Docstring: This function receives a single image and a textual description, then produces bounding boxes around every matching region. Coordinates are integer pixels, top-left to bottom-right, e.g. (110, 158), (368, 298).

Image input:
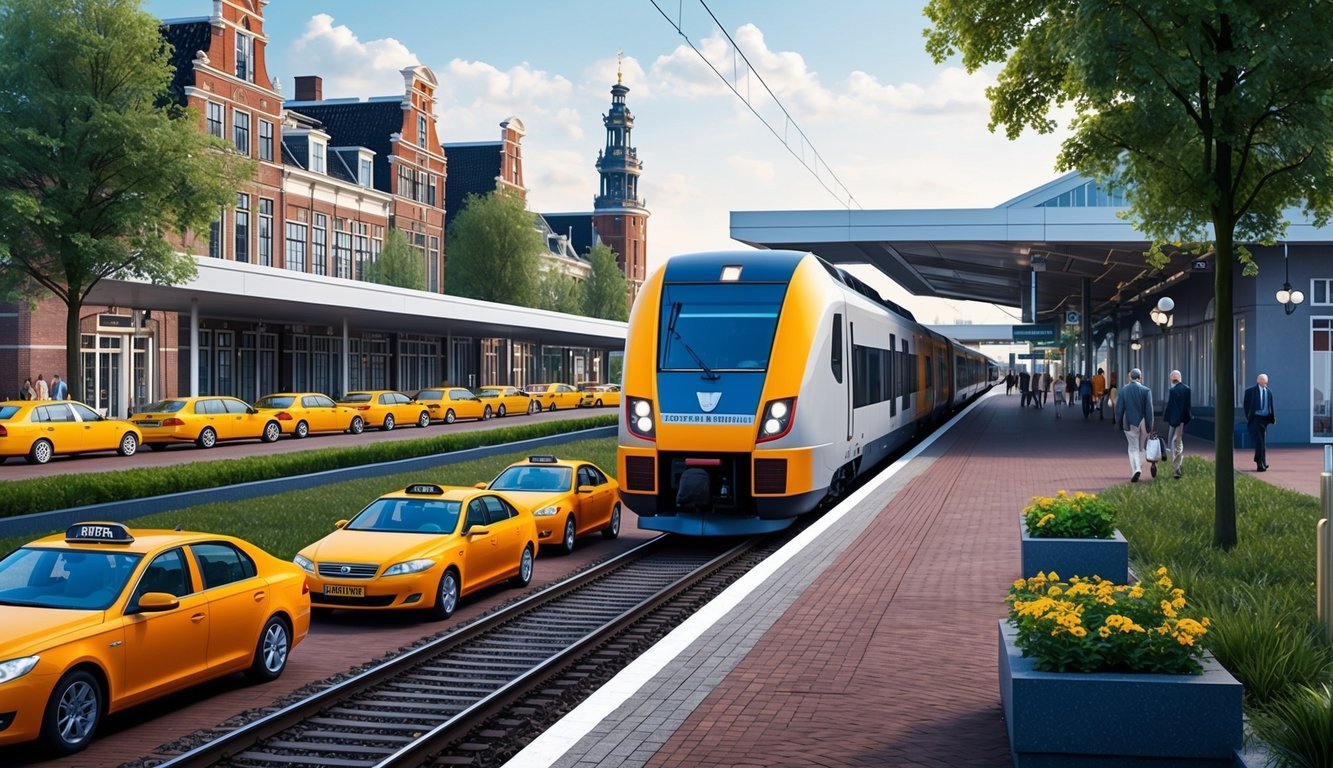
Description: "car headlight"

(383, 558), (435, 576)
(0, 656), (40, 685)
(627, 397), (655, 439)
(293, 554), (315, 573)
(533, 504), (560, 517)
(757, 397), (796, 442)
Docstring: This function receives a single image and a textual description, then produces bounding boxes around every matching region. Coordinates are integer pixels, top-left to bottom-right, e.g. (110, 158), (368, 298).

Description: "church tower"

(591, 56), (649, 305)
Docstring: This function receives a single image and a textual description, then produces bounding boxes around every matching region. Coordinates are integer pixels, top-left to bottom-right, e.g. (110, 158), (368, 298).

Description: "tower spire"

(616, 49), (623, 85)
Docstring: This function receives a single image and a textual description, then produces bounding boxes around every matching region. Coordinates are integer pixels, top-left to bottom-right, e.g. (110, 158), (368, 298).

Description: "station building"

(0, 0), (628, 416)
(732, 172), (1332, 445)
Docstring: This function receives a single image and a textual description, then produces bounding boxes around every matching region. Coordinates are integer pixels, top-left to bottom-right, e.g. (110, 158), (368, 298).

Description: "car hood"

(0, 606), (108, 657)
(492, 490), (565, 511)
(302, 530), (457, 564)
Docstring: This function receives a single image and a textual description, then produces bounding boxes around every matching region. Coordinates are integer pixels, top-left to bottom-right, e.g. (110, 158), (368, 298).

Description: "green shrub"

(1022, 490), (1115, 538)
(1200, 587), (1332, 706)
(1251, 683), (1333, 768)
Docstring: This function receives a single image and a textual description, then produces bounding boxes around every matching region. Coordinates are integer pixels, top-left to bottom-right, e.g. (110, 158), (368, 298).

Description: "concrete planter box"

(999, 620), (1243, 767)
(1020, 516), (1129, 583)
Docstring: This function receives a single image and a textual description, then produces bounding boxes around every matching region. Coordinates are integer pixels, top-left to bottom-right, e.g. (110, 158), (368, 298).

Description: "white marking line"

(504, 394), (989, 767)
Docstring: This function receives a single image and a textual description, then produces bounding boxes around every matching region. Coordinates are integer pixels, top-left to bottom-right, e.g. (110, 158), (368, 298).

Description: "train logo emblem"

(696, 392), (721, 412)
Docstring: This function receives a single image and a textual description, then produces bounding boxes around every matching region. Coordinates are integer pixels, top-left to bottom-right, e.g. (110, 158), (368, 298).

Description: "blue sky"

(149, 1), (1072, 323)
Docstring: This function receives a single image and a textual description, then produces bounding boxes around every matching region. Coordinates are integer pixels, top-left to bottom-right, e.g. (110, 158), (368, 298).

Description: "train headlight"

(627, 397), (656, 440)
(757, 397), (796, 442)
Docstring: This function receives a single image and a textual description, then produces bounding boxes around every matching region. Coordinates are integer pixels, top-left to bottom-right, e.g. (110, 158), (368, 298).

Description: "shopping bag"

(1145, 434), (1163, 462)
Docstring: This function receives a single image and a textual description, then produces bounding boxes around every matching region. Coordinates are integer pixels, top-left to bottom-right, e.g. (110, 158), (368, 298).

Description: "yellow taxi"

(0, 522), (310, 755)
(295, 483), (537, 620)
(253, 392), (365, 438)
(130, 396), (283, 450)
(483, 455), (621, 555)
(522, 383), (582, 412)
(411, 387), (493, 423)
(0, 400), (141, 465)
(338, 390), (430, 431)
(475, 386), (539, 417)
(578, 384), (621, 408)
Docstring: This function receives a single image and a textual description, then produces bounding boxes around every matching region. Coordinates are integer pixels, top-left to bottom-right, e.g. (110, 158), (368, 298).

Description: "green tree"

(582, 242), (629, 321)
(535, 267), (583, 314)
(444, 191), (542, 305)
(0, 0), (250, 401)
(364, 228), (424, 290)
(925, 0), (1333, 549)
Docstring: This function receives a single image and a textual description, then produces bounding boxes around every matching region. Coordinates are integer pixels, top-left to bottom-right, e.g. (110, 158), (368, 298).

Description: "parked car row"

(0, 382), (617, 465)
(0, 455), (620, 755)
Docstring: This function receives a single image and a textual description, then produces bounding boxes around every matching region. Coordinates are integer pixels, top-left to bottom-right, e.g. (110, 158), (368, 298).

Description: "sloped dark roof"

(441, 142), (501, 233)
(281, 134), (309, 170)
(541, 213), (597, 256)
(285, 100), (404, 193)
(160, 21), (212, 106)
(328, 148), (360, 185)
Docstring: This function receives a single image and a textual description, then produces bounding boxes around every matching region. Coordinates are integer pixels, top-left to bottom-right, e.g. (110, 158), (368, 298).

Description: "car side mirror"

(467, 524), (491, 537)
(334, 519), (349, 529)
(135, 592), (180, 613)
(577, 485), (594, 494)
(474, 482), (487, 489)
(248, 407), (258, 414)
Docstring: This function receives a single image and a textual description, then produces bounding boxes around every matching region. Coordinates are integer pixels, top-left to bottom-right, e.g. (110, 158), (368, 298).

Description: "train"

(617, 250), (998, 536)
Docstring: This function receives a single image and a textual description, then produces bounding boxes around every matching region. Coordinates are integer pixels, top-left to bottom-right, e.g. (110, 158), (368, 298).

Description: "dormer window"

(310, 140), (326, 174)
(235, 32), (253, 82)
(359, 157), (372, 187)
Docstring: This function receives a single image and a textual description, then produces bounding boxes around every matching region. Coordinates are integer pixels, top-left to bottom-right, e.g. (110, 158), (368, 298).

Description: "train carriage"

(618, 250), (995, 536)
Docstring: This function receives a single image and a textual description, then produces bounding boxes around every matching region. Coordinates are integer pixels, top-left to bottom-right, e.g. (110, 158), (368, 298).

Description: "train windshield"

(658, 283), (786, 372)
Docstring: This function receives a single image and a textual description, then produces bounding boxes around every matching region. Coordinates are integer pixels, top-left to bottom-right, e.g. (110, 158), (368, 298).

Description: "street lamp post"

(1149, 296), (1175, 333)
(1277, 243), (1305, 315)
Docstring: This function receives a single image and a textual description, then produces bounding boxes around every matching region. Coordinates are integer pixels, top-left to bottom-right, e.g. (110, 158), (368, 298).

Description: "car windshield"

(415, 389), (443, 399)
(659, 283), (786, 372)
(138, 400), (188, 414)
(347, 498), (462, 534)
(0, 547), (142, 610)
(341, 393), (373, 403)
(524, 385), (548, 394)
(255, 395), (294, 408)
(490, 466), (573, 493)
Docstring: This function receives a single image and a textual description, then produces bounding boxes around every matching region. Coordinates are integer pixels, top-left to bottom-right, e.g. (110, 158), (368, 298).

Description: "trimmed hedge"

(0, 415), (616, 519)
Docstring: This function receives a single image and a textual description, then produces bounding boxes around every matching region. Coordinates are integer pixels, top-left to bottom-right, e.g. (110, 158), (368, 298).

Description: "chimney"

(294, 75), (322, 102)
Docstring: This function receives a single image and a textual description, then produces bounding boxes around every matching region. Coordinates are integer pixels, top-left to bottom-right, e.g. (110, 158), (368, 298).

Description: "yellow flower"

(1048, 586), (1063, 596)
(1070, 626), (1087, 637)
(1156, 566), (1169, 576)
(1013, 578), (1027, 589)
(1128, 586), (1144, 599)
(1037, 513), (1056, 528)
(1161, 600), (1177, 618)
(1099, 626), (1112, 638)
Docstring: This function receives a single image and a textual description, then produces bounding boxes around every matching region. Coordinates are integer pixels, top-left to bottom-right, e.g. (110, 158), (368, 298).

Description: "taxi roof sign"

(405, 483), (445, 495)
(528, 455), (558, 463)
(66, 522), (134, 544)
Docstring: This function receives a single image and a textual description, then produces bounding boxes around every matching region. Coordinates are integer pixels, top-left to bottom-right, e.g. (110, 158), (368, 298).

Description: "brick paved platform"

(511, 390), (1330, 768)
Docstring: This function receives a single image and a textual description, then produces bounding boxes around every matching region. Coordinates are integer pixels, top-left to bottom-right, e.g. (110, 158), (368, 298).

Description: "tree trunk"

(1213, 220), (1237, 550)
(65, 297), (83, 404)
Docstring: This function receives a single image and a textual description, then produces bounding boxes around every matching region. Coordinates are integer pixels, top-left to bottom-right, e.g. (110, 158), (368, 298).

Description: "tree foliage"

(925, 0), (1333, 549)
(0, 0), (250, 401)
(581, 242), (629, 321)
(444, 191), (542, 306)
(364, 228), (424, 291)
(535, 267), (582, 315)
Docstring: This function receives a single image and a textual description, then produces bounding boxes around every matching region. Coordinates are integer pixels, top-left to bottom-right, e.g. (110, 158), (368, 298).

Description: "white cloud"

(289, 14), (418, 98)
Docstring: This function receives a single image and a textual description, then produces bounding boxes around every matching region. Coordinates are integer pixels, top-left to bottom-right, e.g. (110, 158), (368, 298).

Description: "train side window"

(831, 313), (843, 383)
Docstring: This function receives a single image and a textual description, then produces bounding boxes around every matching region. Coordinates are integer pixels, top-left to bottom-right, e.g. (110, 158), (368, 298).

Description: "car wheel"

(382, 413), (395, 432)
(548, 402), (557, 412)
(261, 421), (282, 443)
(294, 420), (310, 439)
(196, 426), (217, 449)
(483, 405), (493, 421)
(148, 442), (168, 452)
(595, 398), (604, 407)
(444, 409), (456, 424)
(528, 400), (539, 415)
(348, 416), (365, 435)
(512, 545), (534, 587)
(417, 411), (430, 428)
(26, 438), (53, 465)
(117, 432), (139, 457)
(429, 568), (461, 620)
(39, 669), (102, 756)
(497, 404), (507, 418)
(245, 615), (291, 683)
(602, 502), (622, 540)
(559, 516), (576, 555)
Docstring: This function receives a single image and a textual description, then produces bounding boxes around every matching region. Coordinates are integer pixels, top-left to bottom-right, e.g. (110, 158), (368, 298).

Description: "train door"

(835, 310), (850, 441)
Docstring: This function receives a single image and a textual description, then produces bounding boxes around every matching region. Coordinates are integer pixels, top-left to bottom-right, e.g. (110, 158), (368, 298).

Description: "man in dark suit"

(1114, 368), (1154, 482)
(1164, 370), (1192, 479)
(1242, 373), (1275, 471)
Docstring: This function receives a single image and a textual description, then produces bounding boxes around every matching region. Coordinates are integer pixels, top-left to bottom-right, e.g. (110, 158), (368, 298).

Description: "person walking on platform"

(1243, 373), (1275, 471)
(1164, 369), (1192, 479)
(1018, 370), (1031, 407)
(1039, 372), (1051, 408)
(1052, 375), (1066, 419)
(1115, 368), (1154, 482)
(1092, 368), (1107, 420)
(1079, 374), (1094, 418)
(1065, 372), (1077, 406)
(1105, 372), (1118, 428)
(1005, 371), (1016, 396)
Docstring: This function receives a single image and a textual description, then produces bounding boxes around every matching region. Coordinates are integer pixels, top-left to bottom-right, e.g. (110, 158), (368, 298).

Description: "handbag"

(1145, 434), (1164, 463)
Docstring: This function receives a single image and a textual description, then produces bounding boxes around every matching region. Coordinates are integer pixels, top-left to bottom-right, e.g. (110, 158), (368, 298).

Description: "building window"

(311, 140), (326, 174)
(233, 109), (250, 156)
(258, 119), (273, 162)
(417, 114), (427, 148)
(311, 214), (328, 276)
(1314, 318), (1332, 439)
(234, 193), (249, 263)
(258, 198), (273, 266)
(1313, 279), (1333, 306)
(209, 209), (223, 259)
(427, 175), (437, 207)
(285, 222), (307, 272)
(397, 165), (413, 198)
(428, 235), (440, 292)
(354, 222), (370, 281)
(371, 225), (383, 261)
(206, 102), (224, 138)
(334, 222), (351, 279)
(235, 32), (252, 82)
(359, 157), (373, 187)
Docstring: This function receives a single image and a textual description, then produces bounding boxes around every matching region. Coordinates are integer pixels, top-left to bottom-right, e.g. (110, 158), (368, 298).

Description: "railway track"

(154, 535), (761, 768)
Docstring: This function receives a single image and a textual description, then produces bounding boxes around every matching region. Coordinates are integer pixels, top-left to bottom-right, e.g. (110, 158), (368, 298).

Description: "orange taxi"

(484, 455), (621, 554)
(523, 383), (582, 411)
(253, 393), (365, 438)
(130, 396), (283, 450)
(0, 400), (141, 465)
(411, 387), (493, 423)
(295, 483), (537, 619)
(578, 384), (621, 408)
(338, 390), (430, 431)
(475, 386), (538, 417)
(0, 522), (309, 754)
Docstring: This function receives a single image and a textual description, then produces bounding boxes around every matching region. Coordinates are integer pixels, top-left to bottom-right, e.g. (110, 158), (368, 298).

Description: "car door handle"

(191, 612), (206, 623)
(253, 591), (266, 602)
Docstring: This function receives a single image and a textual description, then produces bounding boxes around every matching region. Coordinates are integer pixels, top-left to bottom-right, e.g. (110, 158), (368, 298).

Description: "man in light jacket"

(1164, 370), (1192, 480)
(1114, 368), (1154, 482)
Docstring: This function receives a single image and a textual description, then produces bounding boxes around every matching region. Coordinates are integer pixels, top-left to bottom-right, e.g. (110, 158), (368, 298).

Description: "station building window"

(238, 331), (276, 403)
(354, 222), (370, 281)
(1314, 318), (1333, 440)
(399, 335), (441, 391)
(334, 223), (352, 279)
(258, 199), (274, 267)
(258, 119), (274, 162)
(233, 109), (250, 156)
(285, 222), (307, 272)
(206, 102), (223, 138)
(450, 336), (476, 389)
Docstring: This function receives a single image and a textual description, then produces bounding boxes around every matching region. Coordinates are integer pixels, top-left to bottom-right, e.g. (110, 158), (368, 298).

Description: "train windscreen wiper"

(666, 302), (719, 380)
